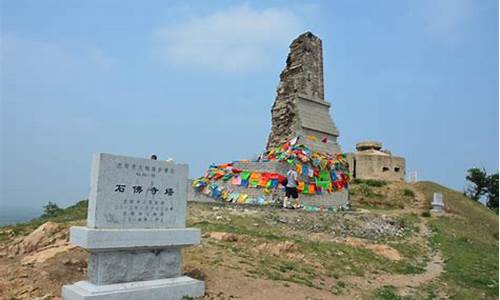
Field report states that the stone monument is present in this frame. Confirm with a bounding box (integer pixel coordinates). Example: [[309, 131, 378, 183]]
[[431, 192, 445, 213], [189, 32, 349, 210], [267, 32, 341, 154], [63, 153, 204, 300]]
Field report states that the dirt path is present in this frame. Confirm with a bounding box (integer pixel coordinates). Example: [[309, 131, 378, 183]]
[[346, 249, 443, 290], [345, 186, 445, 295], [199, 267, 356, 300]]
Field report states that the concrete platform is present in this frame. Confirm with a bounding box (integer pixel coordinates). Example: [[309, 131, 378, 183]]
[[70, 227, 201, 250], [62, 276, 205, 300]]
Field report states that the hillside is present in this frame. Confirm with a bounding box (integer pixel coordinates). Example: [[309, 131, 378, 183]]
[[0, 181, 498, 300]]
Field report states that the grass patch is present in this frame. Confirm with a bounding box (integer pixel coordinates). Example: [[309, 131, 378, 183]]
[[191, 217, 283, 241], [373, 285, 402, 300], [297, 238, 425, 277], [390, 241, 425, 262], [351, 179, 388, 187], [197, 214, 421, 287], [429, 217, 498, 298], [357, 184, 385, 198], [389, 241, 428, 275], [210, 220, 429, 291], [350, 183, 393, 208], [399, 213, 420, 234], [416, 182, 499, 299], [349, 182, 412, 210], [248, 255, 321, 288]]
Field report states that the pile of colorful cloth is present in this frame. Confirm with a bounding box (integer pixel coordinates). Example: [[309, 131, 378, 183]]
[[260, 136, 350, 191], [192, 137, 350, 210]]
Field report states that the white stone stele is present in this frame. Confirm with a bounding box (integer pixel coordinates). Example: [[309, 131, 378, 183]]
[[86, 153, 189, 229], [63, 276, 204, 300], [431, 192, 445, 213], [63, 153, 204, 300]]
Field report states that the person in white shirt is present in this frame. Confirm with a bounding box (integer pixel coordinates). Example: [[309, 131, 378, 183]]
[[284, 168, 299, 208]]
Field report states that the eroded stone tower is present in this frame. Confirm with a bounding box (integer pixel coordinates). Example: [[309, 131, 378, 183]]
[[189, 32, 350, 211], [266, 32, 341, 154]]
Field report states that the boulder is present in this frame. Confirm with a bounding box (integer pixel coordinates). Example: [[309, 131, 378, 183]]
[[9, 222, 67, 255]]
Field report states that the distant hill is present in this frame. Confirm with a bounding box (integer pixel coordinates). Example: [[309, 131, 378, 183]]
[[0, 207, 42, 226]]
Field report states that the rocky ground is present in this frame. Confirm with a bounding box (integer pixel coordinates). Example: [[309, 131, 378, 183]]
[[0, 180, 498, 300]]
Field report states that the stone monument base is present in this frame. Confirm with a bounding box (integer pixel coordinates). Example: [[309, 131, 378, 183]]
[[188, 161, 349, 210], [430, 207, 445, 214], [62, 276, 204, 300]]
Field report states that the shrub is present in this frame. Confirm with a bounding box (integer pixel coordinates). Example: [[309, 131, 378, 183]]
[[351, 178, 387, 187], [374, 285, 401, 300], [402, 189, 415, 197], [364, 179, 387, 187], [41, 201, 62, 218], [359, 184, 371, 196], [351, 178, 363, 185], [421, 211, 431, 218]]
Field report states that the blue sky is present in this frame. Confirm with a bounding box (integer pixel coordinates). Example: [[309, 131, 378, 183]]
[[1, 0, 498, 215]]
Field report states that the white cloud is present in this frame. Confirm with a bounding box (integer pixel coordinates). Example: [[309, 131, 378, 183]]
[[154, 4, 304, 72]]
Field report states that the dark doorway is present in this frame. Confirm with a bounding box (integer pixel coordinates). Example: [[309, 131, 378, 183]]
[[353, 158, 357, 178]]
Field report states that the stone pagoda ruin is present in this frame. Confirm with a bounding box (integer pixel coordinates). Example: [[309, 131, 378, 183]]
[[267, 32, 341, 154], [190, 32, 349, 211]]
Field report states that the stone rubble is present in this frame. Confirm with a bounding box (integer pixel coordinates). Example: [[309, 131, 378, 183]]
[[6, 222, 68, 257]]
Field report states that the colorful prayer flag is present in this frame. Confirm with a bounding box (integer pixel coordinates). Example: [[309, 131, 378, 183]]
[[231, 175, 241, 186], [302, 165, 308, 176], [240, 171, 251, 180], [298, 181, 305, 193], [308, 184, 316, 194]]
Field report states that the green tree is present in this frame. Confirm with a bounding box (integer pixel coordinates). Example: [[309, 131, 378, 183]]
[[465, 168, 489, 201], [42, 201, 62, 218], [486, 173, 498, 213]]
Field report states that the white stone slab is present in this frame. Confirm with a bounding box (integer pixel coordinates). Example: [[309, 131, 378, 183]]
[[87, 153, 188, 229], [432, 192, 444, 206], [62, 276, 204, 300], [70, 227, 200, 250]]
